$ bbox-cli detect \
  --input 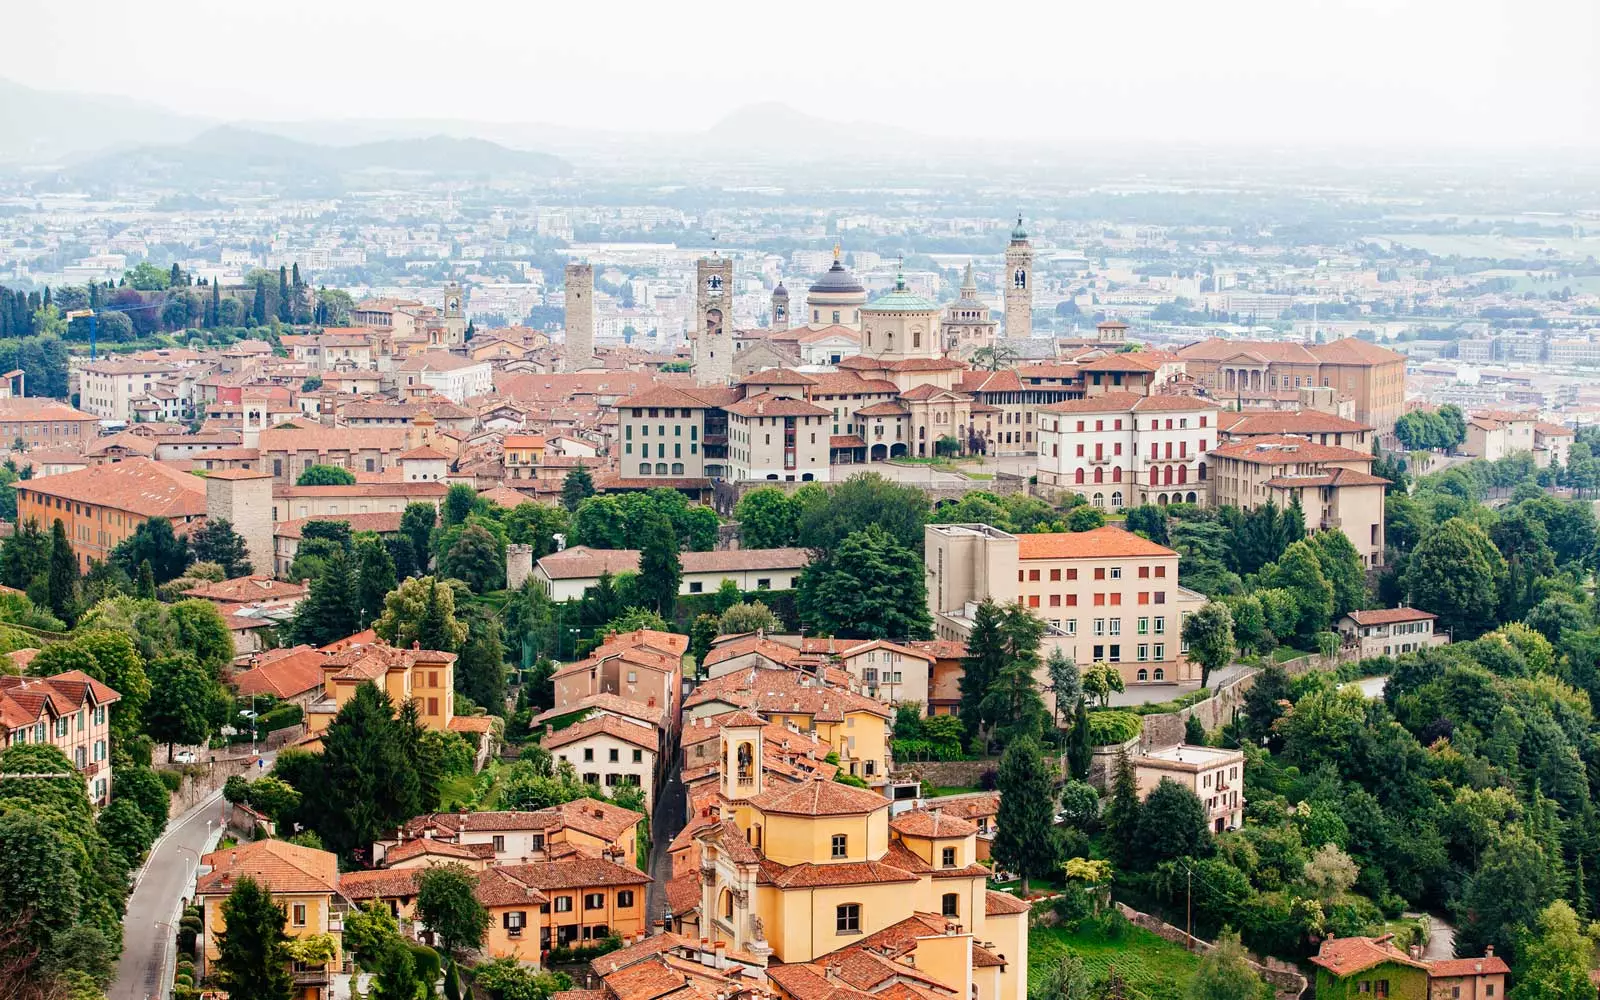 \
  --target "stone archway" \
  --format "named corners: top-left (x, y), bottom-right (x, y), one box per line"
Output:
top-left (890, 443), bottom-right (908, 458)
top-left (871, 443), bottom-right (888, 462)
